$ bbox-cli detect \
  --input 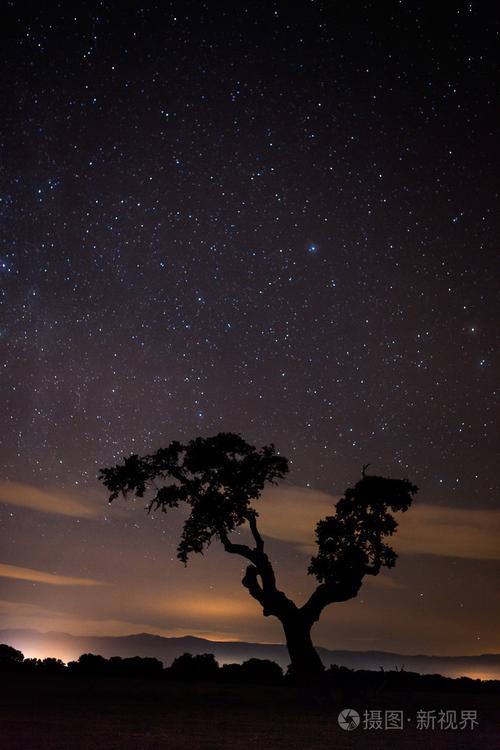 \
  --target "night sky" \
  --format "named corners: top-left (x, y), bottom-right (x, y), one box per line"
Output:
top-left (1, 2), bottom-right (499, 661)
